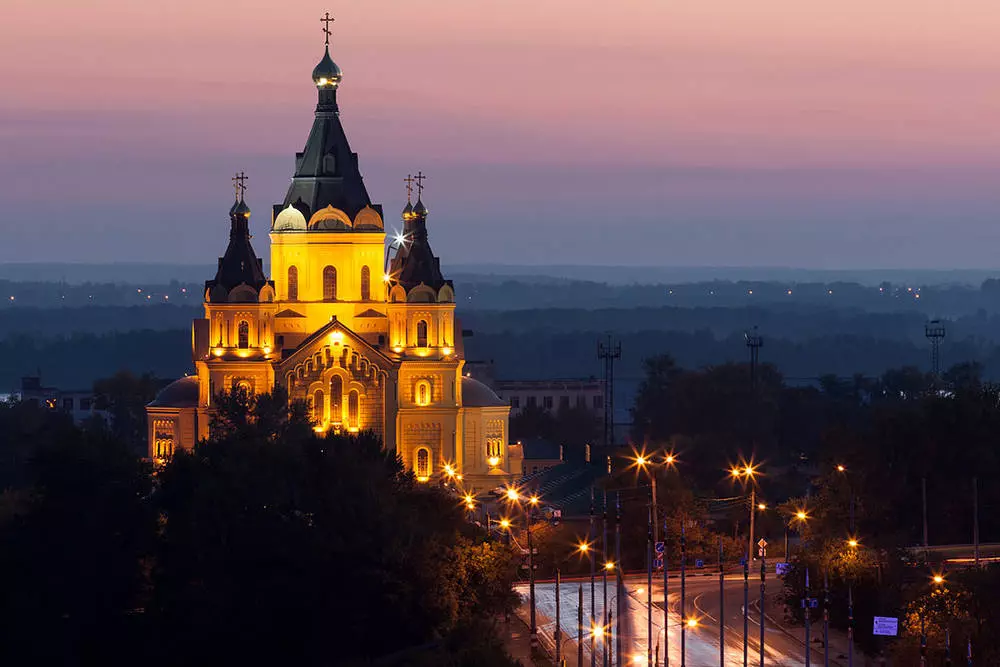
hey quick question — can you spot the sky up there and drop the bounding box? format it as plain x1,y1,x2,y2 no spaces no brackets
3,0,1000,269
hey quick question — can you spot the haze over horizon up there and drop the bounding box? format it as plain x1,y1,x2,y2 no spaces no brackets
4,1,1000,268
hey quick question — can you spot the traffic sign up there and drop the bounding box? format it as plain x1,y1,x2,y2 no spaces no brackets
695,559,704,568
757,539,768,549
655,541,665,554
873,617,898,637
653,558,664,569
775,562,791,576
739,557,747,566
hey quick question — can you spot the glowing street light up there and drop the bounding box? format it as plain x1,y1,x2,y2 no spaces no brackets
836,464,847,473
685,617,699,629
757,502,767,511
529,494,540,506
795,510,809,522
847,538,859,549
443,463,456,478
604,561,615,571
499,518,511,530
505,486,520,502
932,574,945,585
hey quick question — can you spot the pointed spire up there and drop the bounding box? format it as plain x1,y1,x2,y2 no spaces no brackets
207,173,269,298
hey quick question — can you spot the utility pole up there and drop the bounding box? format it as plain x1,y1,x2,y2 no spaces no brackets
590,487,597,667
556,569,562,666
745,326,763,391
743,553,749,667
922,477,929,560
759,553,766,667
748,489,756,571
925,319,946,379
579,584,585,667
663,515,669,667
603,491,609,667
597,334,621,452
647,487,654,667
719,536,725,667
616,494,623,667
681,521,687,667
974,477,980,568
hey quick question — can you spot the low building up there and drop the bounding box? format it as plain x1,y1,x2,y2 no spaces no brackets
17,376,104,424
507,437,564,477
493,378,605,416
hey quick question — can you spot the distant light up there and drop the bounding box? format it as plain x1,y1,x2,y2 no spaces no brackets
8,296,13,302
417,476,429,483
686,617,699,628
836,464,846,473
500,518,511,529
164,295,169,300
636,587,644,595
488,456,500,467
828,290,833,295
330,331,344,345
605,561,615,571
933,574,945,585
848,539,859,548
529,494,540,505
442,346,453,355
787,290,792,295
181,288,187,293
592,626,605,639
757,503,767,510
748,290,753,295
796,511,808,521
506,487,520,502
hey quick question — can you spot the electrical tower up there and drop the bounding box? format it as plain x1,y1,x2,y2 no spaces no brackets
745,325,763,391
597,334,621,451
925,319,946,377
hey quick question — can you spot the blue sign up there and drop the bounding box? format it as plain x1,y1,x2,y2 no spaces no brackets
810,599,820,609
653,558,664,569
695,559,704,568
655,541,665,554
740,557,747,566
775,562,791,576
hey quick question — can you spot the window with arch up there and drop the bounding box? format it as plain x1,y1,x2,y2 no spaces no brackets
348,390,360,429
313,389,325,421
237,320,250,348
415,380,431,406
329,376,343,422
416,320,428,347
287,265,299,301
154,439,174,459
323,266,337,301
360,266,371,301
235,379,253,395
415,448,431,478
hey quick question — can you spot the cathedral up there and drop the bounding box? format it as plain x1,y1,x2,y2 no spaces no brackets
146,28,513,486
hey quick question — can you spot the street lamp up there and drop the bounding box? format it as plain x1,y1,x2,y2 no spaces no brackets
554,541,591,667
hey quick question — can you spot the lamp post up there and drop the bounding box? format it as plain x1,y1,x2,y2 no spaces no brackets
556,542,593,667
837,464,856,667
922,574,946,667
502,485,542,650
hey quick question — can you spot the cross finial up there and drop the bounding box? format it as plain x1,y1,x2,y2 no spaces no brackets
232,171,248,201
414,171,426,199
404,174,415,204
321,12,334,46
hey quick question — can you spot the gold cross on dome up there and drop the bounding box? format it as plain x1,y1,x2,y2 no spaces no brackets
321,12,334,46
232,171,248,200
404,174,414,203
414,171,426,198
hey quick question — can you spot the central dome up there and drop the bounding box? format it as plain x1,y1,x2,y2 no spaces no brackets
312,46,343,88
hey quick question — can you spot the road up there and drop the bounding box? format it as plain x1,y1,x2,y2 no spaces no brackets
518,570,847,666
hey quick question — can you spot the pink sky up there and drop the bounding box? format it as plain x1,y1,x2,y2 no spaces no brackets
3,0,1000,268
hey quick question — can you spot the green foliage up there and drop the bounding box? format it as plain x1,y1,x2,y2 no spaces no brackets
0,390,522,666
92,369,161,452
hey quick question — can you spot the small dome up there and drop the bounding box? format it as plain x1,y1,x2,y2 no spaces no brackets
402,201,414,221
229,199,240,216
273,205,308,232
148,376,199,408
312,46,343,88
461,376,506,408
413,198,428,217
234,199,250,218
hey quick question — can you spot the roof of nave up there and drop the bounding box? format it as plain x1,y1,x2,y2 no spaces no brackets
461,375,507,408
148,376,199,408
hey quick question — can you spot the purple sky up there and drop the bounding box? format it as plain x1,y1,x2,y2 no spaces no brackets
3,1,1000,269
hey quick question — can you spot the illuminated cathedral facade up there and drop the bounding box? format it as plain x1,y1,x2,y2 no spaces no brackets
146,31,513,485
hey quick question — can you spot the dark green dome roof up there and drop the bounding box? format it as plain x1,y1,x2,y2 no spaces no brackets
312,46,343,87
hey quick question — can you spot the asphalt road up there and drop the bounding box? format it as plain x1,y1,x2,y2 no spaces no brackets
519,570,847,666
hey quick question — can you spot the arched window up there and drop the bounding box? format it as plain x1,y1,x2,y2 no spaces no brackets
415,380,431,406
415,448,431,478
416,320,428,347
323,266,337,301
360,266,371,301
313,389,325,421
329,376,343,423
237,320,250,348
287,265,298,301
348,390,360,429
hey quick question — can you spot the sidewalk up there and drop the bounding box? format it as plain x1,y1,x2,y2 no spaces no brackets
501,614,544,667
756,591,881,666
